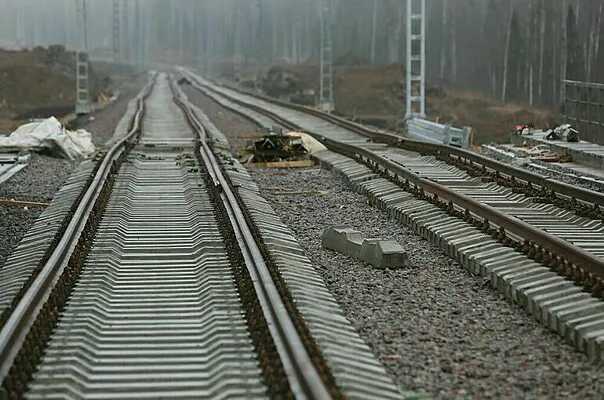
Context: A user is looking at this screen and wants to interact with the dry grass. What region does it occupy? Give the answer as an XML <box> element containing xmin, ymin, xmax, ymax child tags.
<box><xmin>335</xmin><ymin>64</ymin><xmax>403</xmax><ymax>118</ymax></box>
<box><xmin>428</xmin><ymin>89</ymin><xmax>555</xmax><ymax>144</ymax></box>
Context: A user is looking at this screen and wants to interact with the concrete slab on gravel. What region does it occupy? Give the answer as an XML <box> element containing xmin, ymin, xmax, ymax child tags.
<box><xmin>252</xmin><ymin>166</ymin><xmax>604</xmax><ymax>399</ymax></box>
<box><xmin>322</xmin><ymin>225</ymin><xmax>408</xmax><ymax>268</ymax></box>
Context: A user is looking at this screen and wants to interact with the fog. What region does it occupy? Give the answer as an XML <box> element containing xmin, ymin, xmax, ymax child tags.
<box><xmin>0</xmin><ymin>1</ymin><xmax>601</xmax><ymax>108</ymax></box>
<box><xmin>0</xmin><ymin>0</ymin><xmax>323</xmax><ymax>71</ymax></box>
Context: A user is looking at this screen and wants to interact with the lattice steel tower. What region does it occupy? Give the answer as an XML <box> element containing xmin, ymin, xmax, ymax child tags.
<box><xmin>406</xmin><ymin>0</ymin><xmax>426</xmax><ymax>118</ymax></box>
<box><xmin>112</xmin><ymin>0</ymin><xmax>121</xmax><ymax>63</ymax></box>
<box><xmin>319</xmin><ymin>0</ymin><xmax>335</xmax><ymax>113</ymax></box>
<box><xmin>75</xmin><ymin>0</ymin><xmax>91</xmax><ymax>115</ymax></box>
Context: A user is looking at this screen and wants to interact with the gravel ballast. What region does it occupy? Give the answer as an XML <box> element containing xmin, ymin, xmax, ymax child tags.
<box><xmin>186</xmin><ymin>84</ymin><xmax>604</xmax><ymax>398</ymax></box>
<box><xmin>0</xmin><ymin>154</ymin><xmax>74</xmax><ymax>268</ymax></box>
<box><xmin>183</xmin><ymin>85</ymin><xmax>263</xmax><ymax>154</ymax></box>
<box><xmin>82</xmin><ymin>73</ymin><xmax>147</xmax><ymax>146</ymax></box>
<box><xmin>251</xmin><ymin>166</ymin><xmax>604</xmax><ymax>399</ymax></box>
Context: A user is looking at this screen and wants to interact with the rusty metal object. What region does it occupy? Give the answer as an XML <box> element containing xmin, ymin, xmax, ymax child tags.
<box><xmin>0</xmin><ymin>198</ymin><xmax>50</xmax><ymax>208</ymax></box>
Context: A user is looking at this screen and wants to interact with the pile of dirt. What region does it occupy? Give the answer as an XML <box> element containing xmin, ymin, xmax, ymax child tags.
<box><xmin>255</xmin><ymin>64</ymin><xmax>403</xmax><ymax>128</ymax></box>
<box><xmin>260</xmin><ymin>65</ymin><xmax>319</xmax><ymax>106</ymax></box>
<box><xmin>335</xmin><ymin>65</ymin><xmax>403</xmax><ymax>123</ymax></box>
<box><xmin>262</xmin><ymin>66</ymin><xmax>312</xmax><ymax>97</ymax></box>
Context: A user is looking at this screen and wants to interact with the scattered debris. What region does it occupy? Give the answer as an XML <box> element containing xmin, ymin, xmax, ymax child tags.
<box><xmin>0</xmin><ymin>198</ymin><xmax>49</xmax><ymax>208</ymax></box>
<box><xmin>253</xmin><ymin>133</ymin><xmax>307</xmax><ymax>162</ymax></box>
<box><xmin>287</xmin><ymin>131</ymin><xmax>327</xmax><ymax>154</ymax></box>
<box><xmin>513</xmin><ymin>123</ymin><xmax>535</xmax><ymax>136</ymax></box>
<box><xmin>250</xmin><ymin>160</ymin><xmax>315</xmax><ymax>169</ymax></box>
<box><xmin>244</xmin><ymin>128</ymin><xmax>326</xmax><ymax>167</ymax></box>
<box><xmin>0</xmin><ymin>117</ymin><xmax>95</xmax><ymax>160</ymax></box>
<box><xmin>0</xmin><ymin>152</ymin><xmax>29</xmax><ymax>184</ymax></box>
<box><xmin>483</xmin><ymin>142</ymin><xmax>570</xmax><ymax>164</ymax></box>
<box><xmin>525</xmin><ymin>145</ymin><xmax>561</xmax><ymax>162</ymax></box>
<box><xmin>544</xmin><ymin>124</ymin><xmax>579</xmax><ymax>142</ymax></box>
<box><xmin>321</xmin><ymin>225</ymin><xmax>408</xmax><ymax>269</ymax></box>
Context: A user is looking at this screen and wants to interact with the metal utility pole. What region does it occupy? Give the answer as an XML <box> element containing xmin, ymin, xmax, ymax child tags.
<box><xmin>112</xmin><ymin>0</ymin><xmax>121</xmax><ymax>63</ymax></box>
<box><xmin>122</xmin><ymin>1</ymin><xmax>129</xmax><ymax>62</ymax></box>
<box><xmin>134</xmin><ymin>0</ymin><xmax>144</xmax><ymax>69</ymax></box>
<box><xmin>319</xmin><ymin>0</ymin><xmax>335</xmax><ymax>113</ymax></box>
<box><xmin>405</xmin><ymin>0</ymin><xmax>426</xmax><ymax>119</ymax></box>
<box><xmin>75</xmin><ymin>0</ymin><xmax>91</xmax><ymax>115</ymax></box>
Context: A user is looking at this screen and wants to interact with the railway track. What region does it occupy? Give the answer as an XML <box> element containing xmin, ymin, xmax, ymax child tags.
<box><xmin>0</xmin><ymin>156</ymin><xmax>27</xmax><ymax>186</ymax></box>
<box><xmin>0</xmin><ymin>73</ymin><xmax>408</xmax><ymax>399</ymax></box>
<box><xmin>182</xmin><ymin>69</ymin><xmax>604</xmax><ymax>362</ymax></box>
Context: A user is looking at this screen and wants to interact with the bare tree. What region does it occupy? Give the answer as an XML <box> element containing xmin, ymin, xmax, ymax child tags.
<box><xmin>502</xmin><ymin>5</ymin><xmax>513</xmax><ymax>102</ymax></box>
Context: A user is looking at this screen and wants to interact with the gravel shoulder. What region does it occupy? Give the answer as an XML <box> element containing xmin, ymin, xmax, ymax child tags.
<box><xmin>251</xmin><ymin>166</ymin><xmax>604</xmax><ymax>399</ymax></box>
<box><xmin>185</xmin><ymin>85</ymin><xmax>604</xmax><ymax>398</ymax></box>
<box><xmin>0</xmin><ymin>154</ymin><xmax>74</xmax><ymax>268</ymax></box>
<box><xmin>183</xmin><ymin>85</ymin><xmax>263</xmax><ymax>155</ymax></box>
<box><xmin>0</xmin><ymin>74</ymin><xmax>142</xmax><ymax>269</ymax></box>
<box><xmin>82</xmin><ymin>73</ymin><xmax>147</xmax><ymax>147</ymax></box>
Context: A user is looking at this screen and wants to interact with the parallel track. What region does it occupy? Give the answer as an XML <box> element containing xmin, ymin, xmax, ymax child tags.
<box><xmin>0</xmin><ymin>158</ymin><xmax>26</xmax><ymax>186</ymax></box>
<box><xmin>0</xmin><ymin>73</ymin><xmax>340</xmax><ymax>399</ymax></box>
<box><xmin>182</xmin><ymin>69</ymin><xmax>604</xmax><ymax>361</ymax></box>
<box><xmin>182</xmin><ymin>70</ymin><xmax>604</xmax><ymax>290</ymax></box>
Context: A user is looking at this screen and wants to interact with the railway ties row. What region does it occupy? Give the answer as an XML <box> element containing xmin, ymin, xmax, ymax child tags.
<box><xmin>1</xmin><ymin>72</ymin><xmax>411</xmax><ymax>399</ymax></box>
<box><xmin>21</xmin><ymin>74</ymin><xmax>267</xmax><ymax>398</ymax></box>
<box><xmin>182</xmin><ymin>68</ymin><xmax>604</xmax><ymax>362</ymax></box>
<box><xmin>28</xmin><ymin>149</ymin><xmax>268</xmax><ymax>399</ymax></box>
<box><xmin>315</xmin><ymin>150</ymin><xmax>604</xmax><ymax>362</ymax></box>
<box><xmin>378</xmin><ymin>152</ymin><xmax>604</xmax><ymax>260</ymax></box>
<box><xmin>183</xmin><ymin>71</ymin><xmax>604</xmax><ymax>265</ymax></box>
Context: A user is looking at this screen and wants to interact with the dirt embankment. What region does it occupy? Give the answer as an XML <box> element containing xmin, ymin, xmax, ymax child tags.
<box><xmin>0</xmin><ymin>46</ymin><xmax>118</xmax><ymax>134</ymax></box>
<box><xmin>0</xmin><ymin>46</ymin><xmax>77</xmax><ymax>130</ymax></box>
<box><xmin>242</xmin><ymin>63</ymin><xmax>554</xmax><ymax>144</ymax></box>
<box><xmin>427</xmin><ymin>88</ymin><xmax>554</xmax><ymax>144</ymax></box>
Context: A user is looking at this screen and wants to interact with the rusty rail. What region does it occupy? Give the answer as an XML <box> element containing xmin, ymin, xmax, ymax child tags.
<box><xmin>186</xmin><ymin>72</ymin><xmax>604</xmax><ymax>288</ymax></box>
<box><xmin>208</xmin><ymin>76</ymin><xmax>604</xmax><ymax>209</ymax></box>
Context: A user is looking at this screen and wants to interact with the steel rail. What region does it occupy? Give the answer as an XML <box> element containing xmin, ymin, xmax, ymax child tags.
<box><xmin>195</xmin><ymin>74</ymin><xmax>604</xmax><ymax>209</ymax></box>
<box><xmin>329</xmin><ymin>140</ymin><xmax>604</xmax><ymax>281</ymax></box>
<box><xmin>185</xmin><ymin>74</ymin><xmax>604</xmax><ymax>284</ymax></box>
<box><xmin>0</xmin><ymin>75</ymin><xmax>156</xmax><ymax>385</ymax></box>
<box><xmin>0</xmin><ymin>164</ymin><xmax>26</xmax><ymax>186</ymax></box>
<box><xmin>172</xmin><ymin>82</ymin><xmax>332</xmax><ymax>400</ymax></box>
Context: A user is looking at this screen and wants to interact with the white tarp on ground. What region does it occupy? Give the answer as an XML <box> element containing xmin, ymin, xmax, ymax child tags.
<box><xmin>0</xmin><ymin>117</ymin><xmax>95</xmax><ymax>160</ymax></box>
<box><xmin>285</xmin><ymin>131</ymin><xmax>327</xmax><ymax>154</ymax></box>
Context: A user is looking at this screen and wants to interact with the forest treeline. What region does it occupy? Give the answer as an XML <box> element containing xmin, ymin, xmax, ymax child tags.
<box><xmin>0</xmin><ymin>0</ymin><xmax>601</xmax><ymax>108</ymax></box>
<box><xmin>198</xmin><ymin>0</ymin><xmax>603</xmax><ymax>108</ymax></box>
